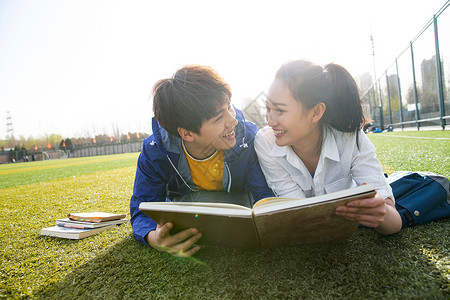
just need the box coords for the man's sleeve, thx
[130,150,168,246]
[351,130,394,201]
[246,142,275,203]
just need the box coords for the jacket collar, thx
[152,106,249,159]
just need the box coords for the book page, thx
[40,225,115,239]
[254,199,359,247]
[253,185,376,247]
[140,202,252,217]
[253,184,376,215]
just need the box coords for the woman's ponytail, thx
[323,63,364,133]
[275,60,364,139]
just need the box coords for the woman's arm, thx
[336,131,401,234]
[335,194,402,234]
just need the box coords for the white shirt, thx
[255,126,394,200]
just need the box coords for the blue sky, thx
[0,0,446,139]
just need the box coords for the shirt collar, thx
[269,141,306,173]
[269,127,341,163]
[321,128,340,162]
[270,143,288,157]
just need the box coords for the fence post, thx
[434,15,446,130]
[372,84,377,115]
[410,42,421,130]
[395,59,404,130]
[378,79,385,129]
[385,73,393,126]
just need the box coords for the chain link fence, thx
[362,1,450,131]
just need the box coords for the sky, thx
[0,0,447,139]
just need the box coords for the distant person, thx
[255,60,402,234]
[130,65,274,256]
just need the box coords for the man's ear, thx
[311,102,326,123]
[177,127,195,142]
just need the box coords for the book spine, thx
[57,223,92,230]
[68,216,102,223]
[251,211,262,248]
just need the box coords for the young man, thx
[130,65,274,257]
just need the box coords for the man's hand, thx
[146,222,202,257]
[335,193,402,234]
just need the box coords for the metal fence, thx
[0,140,144,163]
[362,1,450,130]
[69,141,142,158]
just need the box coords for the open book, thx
[139,184,376,248]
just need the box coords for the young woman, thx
[255,60,402,234]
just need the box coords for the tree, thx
[94,134,109,145]
[46,133,63,149]
[65,138,74,153]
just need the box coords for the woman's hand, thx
[146,222,202,257]
[335,193,402,234]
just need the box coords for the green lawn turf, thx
[0,153,139,189]
[0,132,449,299]
[367,130,450,178]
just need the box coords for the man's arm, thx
[146,223,202,257]
[130,150,203,256]
[129,149,167,245]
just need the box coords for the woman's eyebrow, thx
[266,100,287,107]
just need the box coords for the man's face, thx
[189,100,238,159]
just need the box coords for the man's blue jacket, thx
[130,108,274,246]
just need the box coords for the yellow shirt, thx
[182,142,224,191]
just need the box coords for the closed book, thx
[67,212,126,223]
[40,224,115,239]
[56,218,129,229]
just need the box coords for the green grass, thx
[0,153,139,189]
[368,130,450,178]
[1,133,449,299]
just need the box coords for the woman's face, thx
[265,79,321,148]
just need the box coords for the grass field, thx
[1,132,449,299]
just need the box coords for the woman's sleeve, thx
[350,131,394,200]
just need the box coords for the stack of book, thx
[41,212,128,239]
